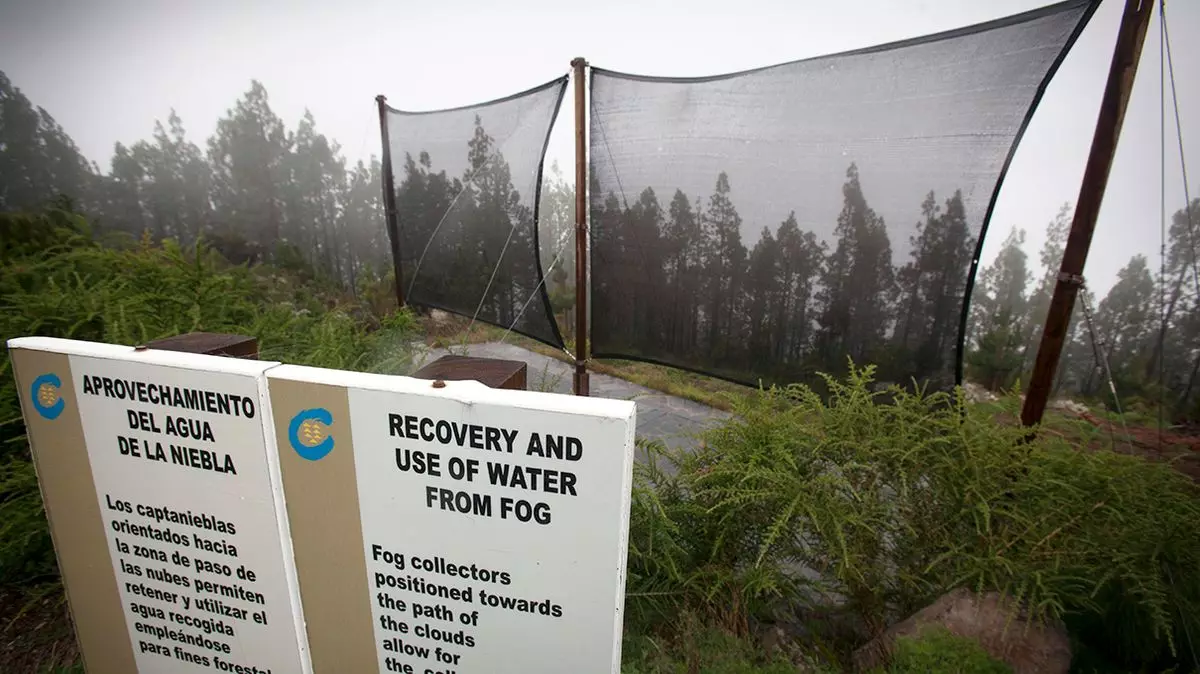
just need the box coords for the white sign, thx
[267,365,637,674]
[9,337,312,674]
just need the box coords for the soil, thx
[0,585,78,673]
[1045,409,1200,482]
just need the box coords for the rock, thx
[1049,398,1089,415]
[754,621,837,672]
[962,382,999,403]
[851,588,1071,674]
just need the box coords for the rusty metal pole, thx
[1021,0,1153,428]
[376,94,406,309]
[572,58,590,396]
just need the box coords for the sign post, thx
[7,337,312,674]
[266,365,636,674]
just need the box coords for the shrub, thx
[0,212,418,586]
[626,361,1200,670]
[620,613,801,674]
[886,627,1010,674]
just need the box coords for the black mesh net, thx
[384,77,568,347]
[588,0,1097,389]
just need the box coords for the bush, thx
[886,627,1010,674]
[626,361,1200,670]
[0,211,418,586]
[621,613,801,674]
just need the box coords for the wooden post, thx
[572,57,590,396]
[376,94,406,309]
[1021,0,1153,428]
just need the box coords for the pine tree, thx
[626,187,665,348]
[104,142,147,236]
[774,212,825,364]
[1094,255,1156,388]
[663,189,703,355]
[0,70,96,212]
[700,172,746,359]
[816,163,896,369]
[129,111,212,245]
[284,110,348,278]
[207,80,291,253]
[538,160,575,313]
[1146,198,1200,382]
[342,157,387,288]
[967,227,1030,390]
[745,226,782,371]
[1022,203,1072,373]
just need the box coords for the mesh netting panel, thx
[385,77,567,347]
[588,0,1096,388]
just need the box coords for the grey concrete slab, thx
[409,341,731,453]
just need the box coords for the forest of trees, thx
[587,160,1200,416]
[969,198,1200,419]
[393,112,565,347]
[590,164,976,389]
[0,71,391,289]
[4,68,1198,417]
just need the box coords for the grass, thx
[5,210,1200,673]
[624,364,1200,672]
[885,628,1011,674]
[0,209,422,672]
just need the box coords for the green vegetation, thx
[624,365,1200,672]
[0,207,419,671]
[3,67,1199,674]
[3,209,1199,673]
[886,628,1011,674]
[620,619,802,674]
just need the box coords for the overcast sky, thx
[1,0,1195,297]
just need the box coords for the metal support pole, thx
[376,94,406,309]
[571,58,590,396]
[1021,0,1153,428]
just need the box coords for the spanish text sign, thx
[7,337,311,674]
[267,365,637,674]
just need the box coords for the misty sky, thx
[1,0,1196,298]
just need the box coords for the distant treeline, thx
[0,72,389,289]
[587,166,972,389]
[3,70,1198,417]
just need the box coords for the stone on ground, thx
[851,588,1071,674]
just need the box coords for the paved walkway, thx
[410,342,730,457]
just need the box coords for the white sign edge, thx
[266,363,637,420]
[6,336,280,376]
[608,402,637,674]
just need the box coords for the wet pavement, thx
[411,341,731,456]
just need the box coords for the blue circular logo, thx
[31,374,65,420]
[288,408,334,461]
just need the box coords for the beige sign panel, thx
[7,337,313,674]
[10,346,136,674]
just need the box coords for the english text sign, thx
[267,364,636,674]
